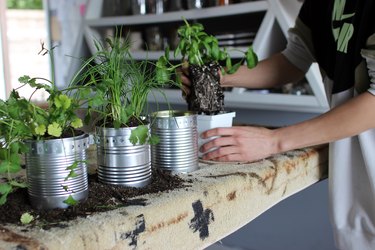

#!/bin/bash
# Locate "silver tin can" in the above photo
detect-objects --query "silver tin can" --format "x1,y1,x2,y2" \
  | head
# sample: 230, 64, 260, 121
25, 133, 90, 210
96, 126, 151, 188
150, 110, 198, 173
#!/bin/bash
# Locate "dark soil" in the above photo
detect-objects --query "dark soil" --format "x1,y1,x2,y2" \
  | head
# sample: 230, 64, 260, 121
187, 62, 224, 115
0, 169, 189, 229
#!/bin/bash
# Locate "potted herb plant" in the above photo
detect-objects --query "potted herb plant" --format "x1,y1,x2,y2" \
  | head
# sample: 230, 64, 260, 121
0, 46, 91, 210
156, 18, 258, 156
79, 32, 162, 187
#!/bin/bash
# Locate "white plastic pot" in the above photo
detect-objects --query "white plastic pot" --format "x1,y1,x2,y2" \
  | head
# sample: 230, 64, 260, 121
197, 111, 236, 157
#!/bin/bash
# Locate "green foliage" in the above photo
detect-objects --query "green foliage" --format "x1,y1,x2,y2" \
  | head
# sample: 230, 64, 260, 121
0, 45, 93, 206
63, 195, 78, 206
8, 74, 86, 140
7, 0, 43, 9
20, 212, 34, 224
156, 17, 258, 82
77, 30, 169, 144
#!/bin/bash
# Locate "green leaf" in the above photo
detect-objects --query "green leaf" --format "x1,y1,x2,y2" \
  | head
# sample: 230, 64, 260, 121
63, 195, 78, 206
219, 51, 227, 61
0, 193, 8, 205
18, 76, 48, 91
89, 93, 105, 107
246, 46, 258, 69
0, 149, 6, 161
18, 75, 31, 84
0, 161, 20, 174
119, 109, 129, 125
204, 36, 212, 44
0, 183, 12, 195
227, 62, 242, 74
20, 212, 34, 224
8, 161, 21, 173
192, 41, 199, 54
47, 122, 62, 137
9, 143, 19, 154
64, 170, 78, 181
0, 183, 12, 204
164, 46, 170, 60
34, 124, 46, 136
174, 44, 181, 58
156, 68, 170, 84
156, 55, 167, 67
71, 118, 83, 129
226, 57, 232, 70
79, 88, 91, 99
65, 162, 79, 181
54, 94, 71, 110
149, 134, 160, 145
19, 143, 29, 154
129, 125, 149, 145
0, 160, 11, 173
211, 43, 220, 61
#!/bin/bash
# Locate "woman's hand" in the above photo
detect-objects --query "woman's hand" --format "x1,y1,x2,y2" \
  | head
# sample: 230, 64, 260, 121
176, 63, 191, 98
177, 63, 226, 98
200, 126, 279, 162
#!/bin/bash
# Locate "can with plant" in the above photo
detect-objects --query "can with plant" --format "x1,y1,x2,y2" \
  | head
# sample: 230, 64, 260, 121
0, 45, 93, 209
79, 31, 165, 187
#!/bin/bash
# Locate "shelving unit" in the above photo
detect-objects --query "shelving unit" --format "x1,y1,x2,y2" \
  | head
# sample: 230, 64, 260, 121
84, 0, 329, 113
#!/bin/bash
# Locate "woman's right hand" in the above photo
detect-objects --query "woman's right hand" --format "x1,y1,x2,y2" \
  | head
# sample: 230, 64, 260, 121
177, 63, 191, 99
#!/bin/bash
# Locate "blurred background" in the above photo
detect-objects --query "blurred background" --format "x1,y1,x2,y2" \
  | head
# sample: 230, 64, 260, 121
0, 1, 336, 249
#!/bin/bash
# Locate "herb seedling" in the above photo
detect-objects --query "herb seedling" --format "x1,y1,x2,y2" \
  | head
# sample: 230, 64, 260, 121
77, 30, 166, 145
20, 212, 34, 225
156, 17, 258, 114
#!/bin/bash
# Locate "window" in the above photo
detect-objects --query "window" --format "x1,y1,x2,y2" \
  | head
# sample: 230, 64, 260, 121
0, 0, 49, 102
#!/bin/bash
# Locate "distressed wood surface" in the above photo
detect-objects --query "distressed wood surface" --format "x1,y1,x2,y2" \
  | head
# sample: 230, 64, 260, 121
0, 145, 328, 250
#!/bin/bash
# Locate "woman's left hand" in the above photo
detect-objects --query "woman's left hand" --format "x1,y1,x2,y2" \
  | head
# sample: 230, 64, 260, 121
200, 126, 279, 162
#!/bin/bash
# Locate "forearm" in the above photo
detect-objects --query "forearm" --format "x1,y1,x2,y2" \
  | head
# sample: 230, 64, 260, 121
275, 92, 375, 153
222, 53, 305, 89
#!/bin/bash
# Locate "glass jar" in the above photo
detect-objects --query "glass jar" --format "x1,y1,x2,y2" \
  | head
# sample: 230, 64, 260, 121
144, 26, 163, 51
146, 0, 166, 14
186, 0, 205, 9
131, 0, 146, 15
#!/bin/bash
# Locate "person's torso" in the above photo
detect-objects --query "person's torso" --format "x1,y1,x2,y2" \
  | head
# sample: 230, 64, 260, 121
298, 0, 375, 94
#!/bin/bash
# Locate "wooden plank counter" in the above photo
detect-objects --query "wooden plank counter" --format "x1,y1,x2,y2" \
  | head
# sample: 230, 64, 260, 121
0, 145, 328, 250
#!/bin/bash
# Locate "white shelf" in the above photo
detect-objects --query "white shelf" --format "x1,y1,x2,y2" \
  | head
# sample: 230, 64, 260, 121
148, 88, 327, 113
84, 0, 329, 113
85, 1, 268, 25
128, 46, 250, 61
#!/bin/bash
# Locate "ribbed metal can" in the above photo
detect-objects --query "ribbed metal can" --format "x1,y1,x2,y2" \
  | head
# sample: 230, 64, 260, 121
150, 110, 198, 173
96, 126, 151, 188
25, 133, 90, 210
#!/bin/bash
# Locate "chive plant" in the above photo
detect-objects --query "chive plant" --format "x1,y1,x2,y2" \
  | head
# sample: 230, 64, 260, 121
78, 30, 167, 145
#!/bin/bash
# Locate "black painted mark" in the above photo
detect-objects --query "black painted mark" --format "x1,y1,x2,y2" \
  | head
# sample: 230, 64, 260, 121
121, 214, 145, 248
189, 200, 214, 240
126, 198, 148, 206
